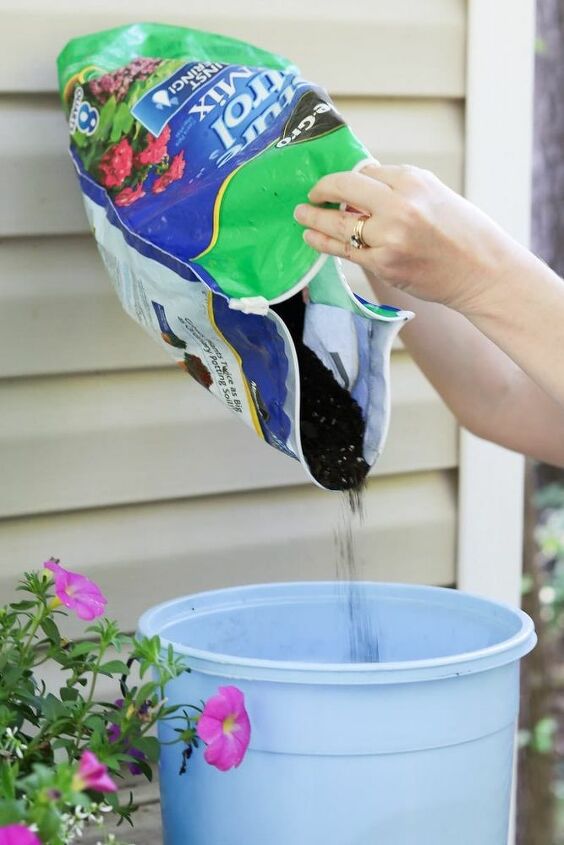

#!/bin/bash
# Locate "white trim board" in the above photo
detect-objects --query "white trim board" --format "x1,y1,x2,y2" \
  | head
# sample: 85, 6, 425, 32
461, 3, 536, 844
459, 0, 535, 604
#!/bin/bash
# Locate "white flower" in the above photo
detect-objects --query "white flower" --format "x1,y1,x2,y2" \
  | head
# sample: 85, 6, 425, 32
1, 726, 28, 759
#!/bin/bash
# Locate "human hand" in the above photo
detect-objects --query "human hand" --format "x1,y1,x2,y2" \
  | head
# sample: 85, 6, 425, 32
294, 164, 522, 317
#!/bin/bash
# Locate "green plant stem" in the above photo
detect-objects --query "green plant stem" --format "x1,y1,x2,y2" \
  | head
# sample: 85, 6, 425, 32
20, 606, 47, 661
71, 642, 109, 755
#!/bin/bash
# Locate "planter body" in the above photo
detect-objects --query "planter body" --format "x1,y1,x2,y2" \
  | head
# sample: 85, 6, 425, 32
138, 582, 536, 845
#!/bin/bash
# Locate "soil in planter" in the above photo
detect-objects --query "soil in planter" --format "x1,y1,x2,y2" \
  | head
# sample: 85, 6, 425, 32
272, 294, 379, 662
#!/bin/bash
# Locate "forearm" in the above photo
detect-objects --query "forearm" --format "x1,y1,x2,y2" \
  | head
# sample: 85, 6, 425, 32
465, 245, 564, 409
366, 272, 564, 467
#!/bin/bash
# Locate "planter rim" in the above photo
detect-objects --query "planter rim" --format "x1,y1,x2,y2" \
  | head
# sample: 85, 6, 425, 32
137, 581, 536, 685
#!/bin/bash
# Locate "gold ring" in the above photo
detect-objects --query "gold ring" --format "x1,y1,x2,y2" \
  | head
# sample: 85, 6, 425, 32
350, 215, 370, 249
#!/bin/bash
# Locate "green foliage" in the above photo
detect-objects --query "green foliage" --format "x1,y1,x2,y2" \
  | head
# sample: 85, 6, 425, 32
534, 483, 564, 512
0, 567, 198, 843
534, 484, 564, 633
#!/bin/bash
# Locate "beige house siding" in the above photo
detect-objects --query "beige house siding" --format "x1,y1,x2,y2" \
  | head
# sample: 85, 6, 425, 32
0, 1, 464, 623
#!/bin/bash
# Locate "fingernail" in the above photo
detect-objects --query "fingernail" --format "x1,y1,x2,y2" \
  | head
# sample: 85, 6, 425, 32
303, 229, 313, 245
294, 204, 307, 223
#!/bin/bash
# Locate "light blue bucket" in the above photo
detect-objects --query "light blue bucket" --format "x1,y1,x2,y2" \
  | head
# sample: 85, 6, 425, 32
138, 581, 536, 845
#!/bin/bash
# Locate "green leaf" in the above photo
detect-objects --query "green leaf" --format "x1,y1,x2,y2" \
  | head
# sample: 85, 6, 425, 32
135, 682, 157, 706
131, 759, 153, 781
41, 693, 68, 721
0, 800, 25, 825
132, 735, 160, 763
521, 573, 534, 596
41, 616, 61, 645
97, 95, 117, 140
60, 686, 79, 702
531, 716, 557, 754
84, 714, 106, 732
81, 145, 100, 173
110, 102, 134, 142
72, 130, 89, 149
2, 665, 25, 687
36, 803, 63, 841
9, 600, 36, 611
98, 660, 130, 676
69, 640, 98, 658
51, 737, 74, 751
0, 761, 16, 799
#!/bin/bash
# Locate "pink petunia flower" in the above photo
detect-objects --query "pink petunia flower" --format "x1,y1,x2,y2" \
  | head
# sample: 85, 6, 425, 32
135, 125, 170, 166
98, 138, 133, 189
72, 750, 117, 794
0, 826, 41, 845
196, 686, 251, 771
152, 151, 185, 194
114, 183, 146, 207
43, 559, 106, 621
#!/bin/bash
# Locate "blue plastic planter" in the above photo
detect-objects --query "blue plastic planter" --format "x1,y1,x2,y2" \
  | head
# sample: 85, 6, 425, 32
138, 582, 535, 845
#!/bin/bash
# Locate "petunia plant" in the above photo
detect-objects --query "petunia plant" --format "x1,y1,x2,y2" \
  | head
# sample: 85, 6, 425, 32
0, 560, 251, 845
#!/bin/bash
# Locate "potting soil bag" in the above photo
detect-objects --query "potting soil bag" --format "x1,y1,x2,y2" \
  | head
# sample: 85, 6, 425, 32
57, 22, 413, 490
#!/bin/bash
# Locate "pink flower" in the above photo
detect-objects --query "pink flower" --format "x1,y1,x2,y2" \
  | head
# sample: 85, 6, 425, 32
114, 183, 146, 207
87, 58, 162, 104
98, 138, 133, 189
72, 750, 117, 793
152, 151, 185, 194
196, 686, 251, 771
135, 125, 170, 166
43, 559, 106, 621
0, 827, 41, 845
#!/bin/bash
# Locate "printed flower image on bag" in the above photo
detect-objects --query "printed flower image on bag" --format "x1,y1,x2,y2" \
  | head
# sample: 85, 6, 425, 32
57, 22, 413, 491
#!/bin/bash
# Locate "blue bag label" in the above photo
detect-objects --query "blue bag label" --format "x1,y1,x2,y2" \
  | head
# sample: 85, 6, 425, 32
131, 61, 269, 137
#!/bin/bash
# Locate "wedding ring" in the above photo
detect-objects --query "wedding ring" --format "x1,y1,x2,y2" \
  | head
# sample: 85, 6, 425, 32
350, 215, 370, 249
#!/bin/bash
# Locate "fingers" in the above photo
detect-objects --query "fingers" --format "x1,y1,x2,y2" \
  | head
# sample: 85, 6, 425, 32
360, 163, 405, 187
307, 170, 392, 212
294, 204, 378, 247
302, 227, 373, 266
361, 162, 433, 191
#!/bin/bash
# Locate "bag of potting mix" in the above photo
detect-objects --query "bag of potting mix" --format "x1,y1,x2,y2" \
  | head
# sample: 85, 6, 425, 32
57, 22, 413, 491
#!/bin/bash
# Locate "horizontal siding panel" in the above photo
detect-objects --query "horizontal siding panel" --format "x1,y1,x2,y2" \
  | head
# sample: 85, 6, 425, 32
0, 97, 464, 237
0, 237, 170, 377
340, 99, 464, 191
0, 353, 457, 518
1, 237, 411, 379
0, 470, 457, 633
1, 1, 466, 96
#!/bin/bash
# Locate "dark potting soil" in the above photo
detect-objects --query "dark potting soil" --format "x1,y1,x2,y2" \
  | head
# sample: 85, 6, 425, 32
272, 294, 379, 662
335, 493, 380, 663
272, 296, 370, 492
